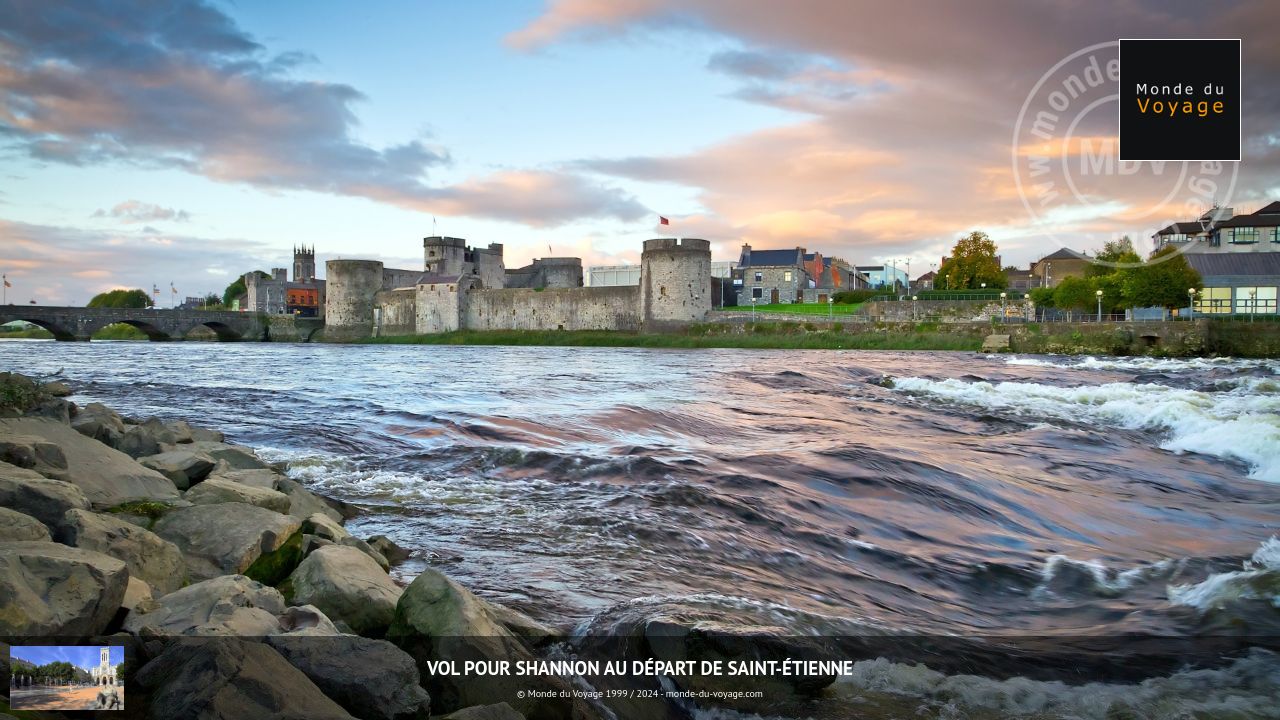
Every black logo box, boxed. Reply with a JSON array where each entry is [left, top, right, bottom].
[[1119, 39, 1241, 162]]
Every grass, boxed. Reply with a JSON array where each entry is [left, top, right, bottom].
[[716, 302, 864, 316], [360, 326, 981, 351], [93, 323, 149, 340]]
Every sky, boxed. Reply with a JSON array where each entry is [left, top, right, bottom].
[[2, 0, 1279, 305], [11, 645, 123, 670]]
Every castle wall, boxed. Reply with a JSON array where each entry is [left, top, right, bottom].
[[506, 258, 583, 289], [373, 288, 416, 336], [415, 280, 464, 334], [382, 267, 422, 291], [640, 238, 712, 327], [325, 260, 385, 341], [462, 286, 641, 332]]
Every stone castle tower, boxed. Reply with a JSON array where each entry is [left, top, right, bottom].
[[293, 244, 316, 282]]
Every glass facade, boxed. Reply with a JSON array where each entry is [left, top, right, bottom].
[[1235, 286, 1278, 314]]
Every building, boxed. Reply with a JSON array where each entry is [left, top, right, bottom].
[[244, 245, 327, 317], [424, 236, 506, 288], [326, 237, 711, 339], [734, 245, 807, 304], [857, 264, 908, 291], [589, 260, 735, 287], [1028, 248, 1089, 288], [1186, 253, 1280, 315], [914, 270, 936, 290], [90, 647, 116, 686], [505, 258, 583, 289], [1152, 206, 1235, 249]]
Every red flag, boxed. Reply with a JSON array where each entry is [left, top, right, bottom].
[[2, 277, 10, 289], [659, 216, 670, 226]]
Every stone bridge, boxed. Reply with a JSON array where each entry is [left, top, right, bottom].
[[0, 306, 325, 342]]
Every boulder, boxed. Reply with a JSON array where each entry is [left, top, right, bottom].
[[482, 601, 564, 648], [153, 502, 303, 583], [368, 535, 412, 566], [61, 508, 187, 594], [122, 576, 153, 611], [268, 634, 432, 720], [284, 545, 402, 636], [190, 425, 225, 443], [0, 433, 69, 478], [139, 450, 215, 489], [0, 541, 128, 636], [280, 477, 343, 523], [0, 507, 51, 542], [303, 512, 350, 542], [165, 419, 195, 444], [0, 417, 179, 507], [42, 380, 72, 397], [187, 440, 271, 470], [71, 403, 126, 446], [116, 424, 161, 458], [340, 536, 391, 571], [387, 569, 582, 720], [212, 467, 282, 490], [0, 461, 91, 530], [25, 397, 74, 423], [140, 417, 179, 445], [123, 574, 286, 637], [135, 637, 357, 720], [185, 476, 290, 513], [277, 604, 342, 636], [441, 704, 525, 720]]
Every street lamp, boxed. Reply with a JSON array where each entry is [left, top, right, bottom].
[[1249, 289, 1257, 323], [751, 296, 757, 322], [912, 295, 918, 320], [1095, 288, 1104, 323], [1000, 291, 1007, 322], [828, 294, 834, 321], [1187, 288, 1197, 320]]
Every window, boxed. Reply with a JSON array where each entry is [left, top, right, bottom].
[[1269, 227, 1279, 243], [1230, 227, 1259, 244], [1235, 286, 1278, 314], [1195, 287, 1232, 314], [783, 270, 793, 282], [754, 271, 763, 282], [751, 287, 763, 299]]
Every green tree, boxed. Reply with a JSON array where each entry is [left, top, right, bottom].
[[1052, 275, 1095, 313], [936, 231, 1006, 289], [1085, 236, 1142, 278], [222, 271, 269, 307], [1123, 245, 1202, 311], [1029, 286, 1056, 308], [87, 289, 152, 308]]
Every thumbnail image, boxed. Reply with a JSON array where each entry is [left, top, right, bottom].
[[9, 645, 124, 711]]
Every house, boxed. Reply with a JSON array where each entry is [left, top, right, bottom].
[[1028, 248, 1089, 288], [1152, 206, 1234, 249], [856, 265, 908, 291], [1208, 202, 1280, 252], [734, 245, 808, 304], [244, 245, 326, 317], [915, 270, 936, 290], [1003, 268, 1038, 290]]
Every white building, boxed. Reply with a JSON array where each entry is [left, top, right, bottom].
[[588, 260, 736, 287], [90, 647, 117, 686]]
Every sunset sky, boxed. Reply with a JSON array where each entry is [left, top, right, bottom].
[[2, 1, 1279, 304]]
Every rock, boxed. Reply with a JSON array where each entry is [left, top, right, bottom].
[[387, 569, 581, 720], [165, 420, 195, 444], [122, 576, 153, 611], [61, 508, 187, 594], [0, 541, 128, 636], [116, 424, 161, 458], [123, 574, 287, 637], [42, 380, 72, 397], [71, 403, 126, 446], [0, 417, 180, 507], [302, 533, 335, 555], [190, 425, 225, 443], [0, 506, 51, 541], [25, 397, 73, 423], [138, 450, 215, 489], [339, 536, 390, 571], [303, 512, 350, 542], [185, 476, 291, 513], [280, 477, 344, 523], [212, 467, 283, 490], [981, 333, 1012, 353], [268, 634, 432, 720], [441, 704, 525, 720], [140, 417, 179, 445], [0, 434, 69, 478], [277, 604, 342, 636], [368, 535, 412, 566], [135, 637, 357, 720], [284, 545, 402, 636], [154, 502, 303, 583], [0, 460, 91, 530], [187, 440, 270, 470], [482, 601, 564, 648]]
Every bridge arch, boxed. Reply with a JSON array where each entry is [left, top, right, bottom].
[[182, 321, 243, 341], [83, 319, 171, 341], [0, 316, 76, 341]]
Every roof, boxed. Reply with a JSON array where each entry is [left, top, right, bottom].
[[1257, 201, 1280, 215], [1156, 221, 1211, 235], [916, 271, 936, 280], [1036, 248, 1088, 262], [1185, 252, 1280, 277], [1216, 213, 1280, 228], [741, 249, 802, 267], [415, 273, 462, 285]]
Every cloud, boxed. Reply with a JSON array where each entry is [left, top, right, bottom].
[[0, 0, 642, 227], [93, 200, 191, 223], [517, 0, 1280, 266]]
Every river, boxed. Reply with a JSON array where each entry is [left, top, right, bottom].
[[4, 340, 1279, 717]]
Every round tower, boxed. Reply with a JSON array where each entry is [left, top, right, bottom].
[[640, 238, 712, 328], [325, 259, 384, 341]]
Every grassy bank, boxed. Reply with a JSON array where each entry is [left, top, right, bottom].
[[715, 302, 864, 315], [360, 324, 982, 351]]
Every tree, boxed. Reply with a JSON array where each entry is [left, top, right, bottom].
[[1123, 245, 1201, 311], [223, 271, 269, 307], [1052, 275, 1095, 314], [1029, 286, 1055, 308], [1085, 236, 1142, 278], [87, 289, 152, 308], [936, 231, 1006, 289]]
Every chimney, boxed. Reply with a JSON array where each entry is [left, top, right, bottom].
[[740, 243, 751, 265]]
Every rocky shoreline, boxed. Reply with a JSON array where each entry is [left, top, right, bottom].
[[0, 371, 603, 720]]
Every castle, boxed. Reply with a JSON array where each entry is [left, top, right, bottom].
[[325, 236, 711, 339], [244, 245, 326, 317]]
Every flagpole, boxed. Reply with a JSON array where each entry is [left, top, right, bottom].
[[2, 274, 6, 305]]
